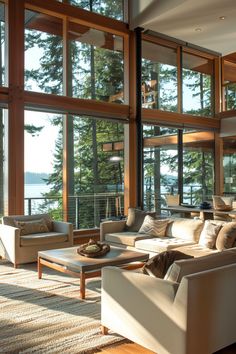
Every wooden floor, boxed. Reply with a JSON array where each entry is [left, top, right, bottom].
[[98, 341, 236, 353]]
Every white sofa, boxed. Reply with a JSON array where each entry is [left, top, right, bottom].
[[100, 217, 226, 258], [101, 248, 236, 354], [0, 214, 73, 267]]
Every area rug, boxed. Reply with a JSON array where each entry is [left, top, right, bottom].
[[0, 260, 125, 354]]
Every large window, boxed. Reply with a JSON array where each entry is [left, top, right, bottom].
[[222, 60, 236, 110], [182, 52, 213, 117], [143, 125, 178, 211], [68, 0, 124, 21], [0, 2, 5, 86], [143, 125, 215, 210], [24, 111, 63, 219], [69, 116, 124, 228], [142, 41, 178, 111], [223, 138, 236, 194], [69, 21, 124, 102], [0, 108, 6, 217], [183, 129, 214, 204], [25, 11, 63, 94]]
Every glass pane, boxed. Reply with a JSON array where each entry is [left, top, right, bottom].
[[24, 10, 63, 95], [68, 0, 124, 21], [182, 52, 213, 117], [143, 125, 178, 212], [225, 83, 236, 110], [142, 41, 178, 111], [68, 22, 124, 102], [183, 129, 214, 205], [0, 108, 6, 217], [24, 111, 63, 219], [68, 116, 124, 228], [0, 3, 5, 86], [223, 60, 236, 110], [223, 138, 236, 193]]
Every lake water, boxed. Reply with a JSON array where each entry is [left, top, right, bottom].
[[25, 184, 51, 198]]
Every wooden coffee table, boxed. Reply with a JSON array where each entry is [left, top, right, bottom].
[[38, 246, 149, 299]]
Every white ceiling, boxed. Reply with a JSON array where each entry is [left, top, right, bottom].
[[129, 0, 236, 56]]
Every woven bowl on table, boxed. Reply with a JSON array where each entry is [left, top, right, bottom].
[[77, 239, 110, 258]]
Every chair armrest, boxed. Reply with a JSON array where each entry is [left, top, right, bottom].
[[52, 221, 73, 244], [0, 224, 21, 262], [100, 220, 126, 241]]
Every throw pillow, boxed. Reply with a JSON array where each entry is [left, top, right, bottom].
[[14, 219, 49, 236], [198, 220, 222, 248], [125, 208, 157, 232], [215, 222, 236, 251], [142, 250, 193, 278], [138, 215, 169, 237]]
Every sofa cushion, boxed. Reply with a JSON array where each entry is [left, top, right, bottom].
[[165, 249, 236, 283], [125, 208, 157, 232], [172, 244, 219, 258], [15, 219, 49, 236], [20, 232, 68, 246], [198, 220, 222, 249], [216, 222, 236, 251], [166, 218, 204, 242], [135, 237, 196, 253], [104, 232, 153, 247], [3, 214, 53, 231], [138, 216, 169, 237], [142, 250, 193, 278]]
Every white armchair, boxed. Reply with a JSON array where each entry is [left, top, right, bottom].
[[0, 214, 73, 267]]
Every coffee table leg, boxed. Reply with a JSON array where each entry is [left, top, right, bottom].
[[80, 271, 86, 299], [38, 257, 42, 279]]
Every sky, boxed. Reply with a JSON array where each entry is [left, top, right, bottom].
[[24, 111, 60, 173]]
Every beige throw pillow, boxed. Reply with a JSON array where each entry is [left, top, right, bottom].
[[139, 215, 169, 237], [125, 208, 157, 232], [216, 222, 236, 251], [198, 220, 222, 249], [15, 219, 49, 236]]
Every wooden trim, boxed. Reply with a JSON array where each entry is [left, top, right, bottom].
[[7, 0, 25, 215], [24, 91, 129, 120], [25, 0, 129, 36], [142, 108, 220, 130], [177, 46, 182, 113], [214, 133, 224, 195], [182, 46, 219, 60], [144, 131, 215, 147], [214, 57, 221, 115], [123, 31, 129, 105], [217, 110, 236, 119], [124, 31, 137, 213], [142, 33, 179, 49]]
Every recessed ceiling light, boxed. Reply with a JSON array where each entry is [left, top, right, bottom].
[[219, 16, 226, 20], [195, 28, 202, 32]]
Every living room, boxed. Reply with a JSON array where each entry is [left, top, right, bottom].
[[0, 0, 236, 353]]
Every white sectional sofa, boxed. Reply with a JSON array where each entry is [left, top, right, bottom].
[[100, 209, 236, 353], [100, 215, 231, 258]]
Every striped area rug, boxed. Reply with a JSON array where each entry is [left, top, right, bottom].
[[0, 260, 125, 354]]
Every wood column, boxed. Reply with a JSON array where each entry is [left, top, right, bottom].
[[124, 31, 137, 214], [7, 0, 25, 215], [214, 132, 224, 195]]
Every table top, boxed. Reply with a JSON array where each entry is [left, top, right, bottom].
[[162, 205, 236, 215], [38, 246, 149, 272]]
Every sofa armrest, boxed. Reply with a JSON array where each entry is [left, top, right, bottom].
[[0, 224, 21, 262], [52, 221, 73, 244], [101, 267, 181, 353], [100, 220, 126, 241]]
